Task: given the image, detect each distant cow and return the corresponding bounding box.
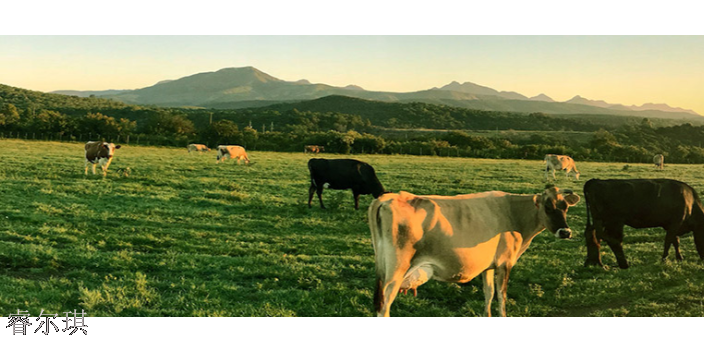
[654,154,664,170]
[545,154,580,180]
[85,141,121,176]
[216,145,250,164]
[583,179,704,269]
[308,158,385,210]
[304,145,325,154]
[188,144,210,153]
[369,186,580,317]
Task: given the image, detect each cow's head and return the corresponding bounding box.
[102,143,121,158]
[534,186,580,239]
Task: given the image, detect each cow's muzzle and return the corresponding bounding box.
[555,228,572,239]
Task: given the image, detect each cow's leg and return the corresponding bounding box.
[584,221,604,267]
[91,163,97,175]
[84,160,90,175]
[693,228,704,261]
[481,269,495,317]
[353,191,360,210]
[663,227,684,262]
[377,267,411,317]
[673,236,683,261]
[377,282,402,317]
[604,224,629,269]
[494,265,512,317]
[100,159,110,177]
[316,185,325,209]
[308,184,316,208]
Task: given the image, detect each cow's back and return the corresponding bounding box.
[85,141,103,162]
[308,158,363,189]
[585,179,697,228]
[420,192,517,246]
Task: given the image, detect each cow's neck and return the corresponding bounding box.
[509,194,547,256]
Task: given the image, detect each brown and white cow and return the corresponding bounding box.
[653,154,664,170]
[369,186,580,317]
[188,144,210,153]
[216,145,250,164]
[304,145,324,154]
[545,154,580,180]
[85,141,121,176]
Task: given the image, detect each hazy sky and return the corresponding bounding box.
[1,36,703,114]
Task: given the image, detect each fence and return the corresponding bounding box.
[0,131,192,148]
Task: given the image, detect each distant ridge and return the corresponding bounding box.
[51,66,701,119]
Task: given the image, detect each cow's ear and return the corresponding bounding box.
[115,145,121,149]
[533,194,540,208]
[564,193,581,206]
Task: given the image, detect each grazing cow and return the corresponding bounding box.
[308,158,385,210]
[84,141,121,176]
[583,179,704,269]
[216,145,250,164]
[369,186,580,317]
[188,144,210,153]
[545,154,580,180]
[654,154,664,170]
[304,145,324,154]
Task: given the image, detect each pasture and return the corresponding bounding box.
[1,139,704,317]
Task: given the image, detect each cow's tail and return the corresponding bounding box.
[368,197,392,314]
[584,181,592,230]
[689,187,704,259]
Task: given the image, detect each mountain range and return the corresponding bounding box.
[51,66,701,119]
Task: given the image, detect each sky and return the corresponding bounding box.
[2,35,703,114]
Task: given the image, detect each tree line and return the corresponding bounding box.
[2,84,704,164]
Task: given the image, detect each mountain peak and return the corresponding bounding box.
[529,93,554,102]
[210,66,280,83]
[439,81,498,95]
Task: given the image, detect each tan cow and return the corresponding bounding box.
[545,154,580,180]
[216,145,250,164]
[304,145,324,154]
[188,144,210,153]
[84,141,121,176]
[654,154,664,170]
[369,186,580,317]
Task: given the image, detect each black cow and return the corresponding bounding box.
[583,178,704,269]
[307,158,386,209]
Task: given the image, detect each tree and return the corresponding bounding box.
[78,112,121,136]
[142,112,195,136]
[201,120,241,146]
[0,103,21,128]
[29,110,71,134]
[242,126,258,149]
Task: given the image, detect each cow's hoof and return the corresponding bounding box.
[584,260,603,268]
[618,263,630,269]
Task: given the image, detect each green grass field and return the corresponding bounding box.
[2,139,704,317]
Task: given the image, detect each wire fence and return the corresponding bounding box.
[0,131,191,148]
